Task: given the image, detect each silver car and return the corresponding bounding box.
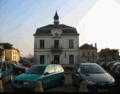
[72,63,115,92]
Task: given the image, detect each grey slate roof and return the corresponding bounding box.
[35,24,78,34]
[79,44,97,49]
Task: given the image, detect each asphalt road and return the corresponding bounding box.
[2,73,120,92]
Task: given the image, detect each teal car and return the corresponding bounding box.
[11,64,65,92]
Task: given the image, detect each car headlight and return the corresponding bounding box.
[109,79,115,84]
[85,80,95,85]
[23,81,32,85]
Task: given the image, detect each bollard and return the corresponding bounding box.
[34,80,44,92]
[0,80,4,92]
[79,81,88,92]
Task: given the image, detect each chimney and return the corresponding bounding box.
[95,43,97,48]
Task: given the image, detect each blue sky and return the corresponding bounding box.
[0,0,120,57]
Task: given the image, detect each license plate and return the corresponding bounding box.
[14,85,21,88]
[98,89,108,92]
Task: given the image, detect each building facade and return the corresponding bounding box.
[34,12,80,65]
[79,43,97,63]
[0,43,20,62]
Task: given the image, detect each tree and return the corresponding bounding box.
[107,49,119,61]
[99,48,111,62]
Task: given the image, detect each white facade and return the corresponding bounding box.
[34,28,79,65]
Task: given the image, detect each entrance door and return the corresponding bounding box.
[54,55,59,63]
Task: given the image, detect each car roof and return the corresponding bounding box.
[34,64,61,67]
[80,63,97,65]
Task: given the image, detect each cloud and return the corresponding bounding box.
[77,0,120,51]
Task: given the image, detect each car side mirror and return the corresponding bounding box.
[44,72,49,75]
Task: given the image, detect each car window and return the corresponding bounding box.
[45,65,55,74]
[6,62,11,69]
[23,62,29,64]
[81,64,105,74]
[74,64,79,71]
[115,65,120,72]
[2,63,7,71]
[0,62,2,69]
[25,66,46,74]
[54,65,63,72]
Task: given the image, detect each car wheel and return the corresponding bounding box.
[9,75,13,83]
[18,71,22,74]
[59,77,65,86]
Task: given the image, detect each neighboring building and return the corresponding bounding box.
[0,43,20,62]
[33,11,80,65]
[0,45,5,61]
[79,43,97,63]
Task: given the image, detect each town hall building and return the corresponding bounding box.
[33,12,80,65]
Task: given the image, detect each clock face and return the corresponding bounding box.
[55,33,58,36]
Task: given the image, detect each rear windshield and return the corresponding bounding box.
[81,64,105,74]
[25,66,46,74]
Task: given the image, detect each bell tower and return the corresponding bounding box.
[53,10,59,25]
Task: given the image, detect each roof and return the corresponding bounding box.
[79,44,97,49]
[35,24,78,34]
[0,43,13,49]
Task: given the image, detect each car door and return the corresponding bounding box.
[40,65,55,88]
[114,65,120,83]
[6,62,13,81]
[73,64,80,85]
[1,62,8,83]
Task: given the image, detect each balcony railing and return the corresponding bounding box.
[51,46,62,54]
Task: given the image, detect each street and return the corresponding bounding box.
[3,73,120,92]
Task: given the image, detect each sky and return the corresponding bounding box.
[0,0,120,57]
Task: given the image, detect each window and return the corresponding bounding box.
[6,62,11,69]
[13,51,14,54]
[88,58,89,62]
[40,40,44,49]
[40,55,44,64]
[69,40,73,48]
[45,65,55,74]
[2,63,7,71]
[25,66,46,75]
[82,51,85,56]
[115,65,120,72]
[88,52,90,56]
[54,40,59,49]
[69,55,74,64]
[92,51,94,56]
[54,65,63,72]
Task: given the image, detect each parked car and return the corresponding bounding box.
[11,63,29,74]
[106,62,115,71]
[11,64,65,92]
[110,62,120,71]
[0,61,13,84]
[72,63,115,92]
[110,64,120,84]
[101,62,109,70]
[22,61,32,68]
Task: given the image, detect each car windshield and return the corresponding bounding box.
[25,66,46,74]
[81,64,105,74]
